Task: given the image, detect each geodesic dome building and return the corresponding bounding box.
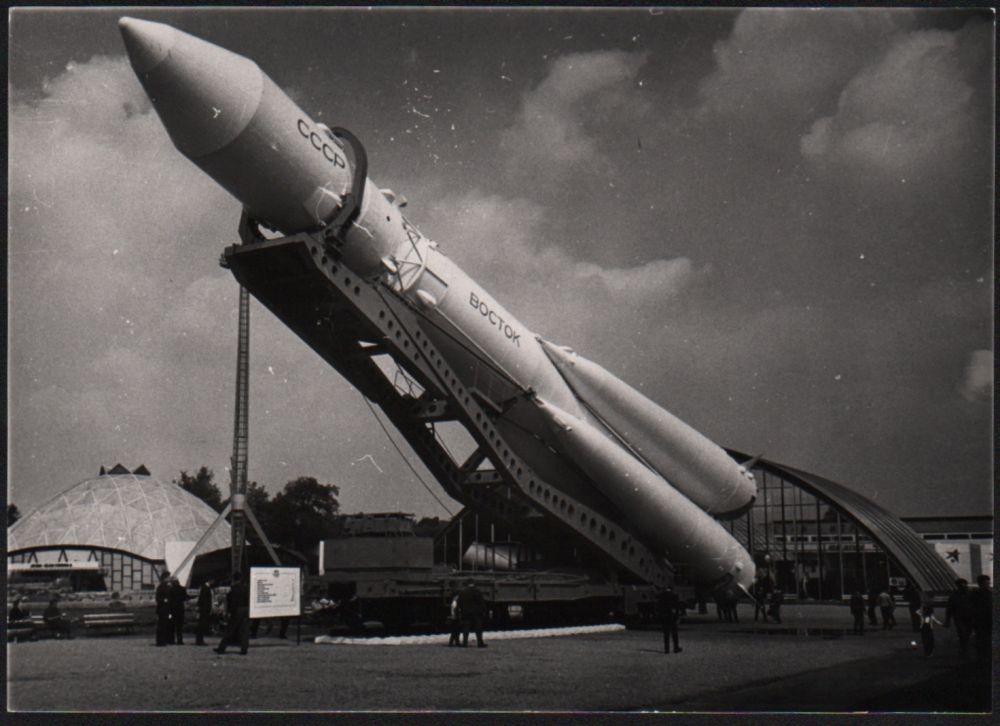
[7,464,231,592]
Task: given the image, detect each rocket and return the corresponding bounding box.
[119,17,757,592]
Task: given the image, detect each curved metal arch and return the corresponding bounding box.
[728,450,957,594]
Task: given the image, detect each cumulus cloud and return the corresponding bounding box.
[801,29,974,175]
[958,350,992,402]
[8,12,993,524]
[499,50,648,182]
[696,9,910,123]
[8,54,459,518]
[8,56,244,503]
[425,189,705,344]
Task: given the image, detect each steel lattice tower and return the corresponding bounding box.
[229,284,250,579]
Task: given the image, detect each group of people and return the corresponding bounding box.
[848,576,992,661]
[943,575,992,663]
[447,580,488,648]
[751,581,783,623]
[914,576,991,660]
[8,596,76,639]
[849,587,898,634]
[714,589,740,623]
[154,573,191,646]
[154,571,252,654]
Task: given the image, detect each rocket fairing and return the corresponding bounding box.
[119,17,757,591]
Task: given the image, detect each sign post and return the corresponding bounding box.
[249,566,302,643]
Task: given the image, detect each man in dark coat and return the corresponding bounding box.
[8,597,30,623]
[168,577,189,644]
[195,579,214,646]
[768,589,784,623]
[753,575,771,622]
[849,590,866,635]
[905,585,923,632]
[215,573,251,655]
[155,571,173,646]
[866,589,879,627]
[658,585,683,654]
[969,574,992,665]
[944,578,973,659]
[726,589,740,624]
[457,579,487,648]
[42,597,74,639]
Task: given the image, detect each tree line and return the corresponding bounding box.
[174,467,340,554]
[174,467,447,553]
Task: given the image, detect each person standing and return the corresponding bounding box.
[658,585,683,654]
[168,577,189,645]
[877,588,896,630]
[906,585,922,633]
[969,574,992,666]
[457,579,487,648]
[275,617,290,639]
[155,571,173,646]
[866,589,879,628]
[195,579,214,646]
[447,591,461,647]
[768,589,783,624]
[944,578,973,659]
[753,576,771,622]
[215,573,250,655]
[919,604,942,657]
[849,590,866,635]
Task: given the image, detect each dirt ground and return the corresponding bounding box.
[6,603,992,714]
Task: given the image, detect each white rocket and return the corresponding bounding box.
[119,17,757,592]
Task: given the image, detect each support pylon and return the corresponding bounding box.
[230,284,251,578]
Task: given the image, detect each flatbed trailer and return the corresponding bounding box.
[306,514,694,631]
[304,568,672,630]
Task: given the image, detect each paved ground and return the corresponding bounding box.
[6,603,992,714]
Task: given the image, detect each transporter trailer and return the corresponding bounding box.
[305,513,692,631]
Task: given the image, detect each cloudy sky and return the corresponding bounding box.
[8,7,993,522]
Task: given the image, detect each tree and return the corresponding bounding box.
[175,467,223,512]
[244,480,272,535]
[7,503,22,527]
[245,480,271,515]
[267,477,340,552]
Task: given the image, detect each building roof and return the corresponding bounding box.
[730,451,961,594]
[901,516,993,535]
[8,469,231,561]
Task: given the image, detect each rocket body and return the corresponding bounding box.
[539,340,756,518]
[120,17,756,591]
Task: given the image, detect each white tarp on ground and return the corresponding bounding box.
[314,623,625,646]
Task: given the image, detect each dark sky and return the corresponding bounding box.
[8,7,994,520]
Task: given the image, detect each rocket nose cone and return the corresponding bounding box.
[119,17,176,74]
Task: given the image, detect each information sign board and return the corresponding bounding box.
[249,566,301,619]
